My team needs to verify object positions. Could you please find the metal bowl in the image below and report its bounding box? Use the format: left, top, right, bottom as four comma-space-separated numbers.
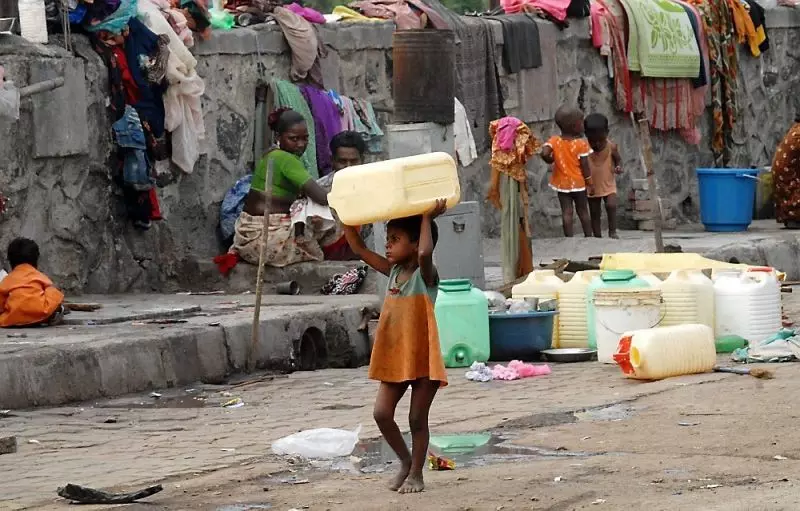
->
540, 348, 596, 363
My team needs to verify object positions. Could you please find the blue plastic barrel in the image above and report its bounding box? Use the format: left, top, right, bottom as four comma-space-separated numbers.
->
488, 311, 557, 361
696, 168, 758, 232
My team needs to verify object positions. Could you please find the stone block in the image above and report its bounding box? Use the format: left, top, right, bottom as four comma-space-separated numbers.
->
634, 189, 650, 201
0, 436, 16, 455
634, 199, 655, 212
638, 218, 677, 231
31, 59, 89, 158
631, 210, 654, 221
632, 179, 649, 191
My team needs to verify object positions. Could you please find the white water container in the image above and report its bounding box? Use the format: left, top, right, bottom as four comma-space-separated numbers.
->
613, 324, 716, 380
18, 0, 48, 44
713, 269, 781, 343
636, 271, 663, 287
512, 270, 565, 346
660, 270, 715, 329
593, 288, 662, 363
557, 270, 600, 349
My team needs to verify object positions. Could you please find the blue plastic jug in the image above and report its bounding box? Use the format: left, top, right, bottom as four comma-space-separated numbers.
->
434, 279, 490, 368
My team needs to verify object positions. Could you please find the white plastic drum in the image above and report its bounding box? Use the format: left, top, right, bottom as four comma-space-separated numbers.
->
592, 288, 663, 364
713, 269, 781, 343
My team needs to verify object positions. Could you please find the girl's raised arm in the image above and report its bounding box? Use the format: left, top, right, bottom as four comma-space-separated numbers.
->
419, 199, 446, 287
341, 223, 391, 276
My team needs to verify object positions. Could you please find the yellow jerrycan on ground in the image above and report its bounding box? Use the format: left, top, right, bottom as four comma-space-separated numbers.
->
328, 152, 461, 226
557, 270, 600, 349
613, 324, 716, 380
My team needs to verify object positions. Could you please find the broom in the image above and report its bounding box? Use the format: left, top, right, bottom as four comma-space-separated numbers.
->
713, 366, 774, 379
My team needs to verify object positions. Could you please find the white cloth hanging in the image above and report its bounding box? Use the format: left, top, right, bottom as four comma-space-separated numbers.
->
454, 98, 478, 166
138, 0, 206, 173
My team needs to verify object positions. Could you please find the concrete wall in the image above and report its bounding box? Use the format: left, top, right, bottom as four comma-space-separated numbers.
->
1, 11, 799, 293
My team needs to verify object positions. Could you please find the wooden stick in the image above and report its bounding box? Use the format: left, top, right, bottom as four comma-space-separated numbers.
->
247, 158, 274, 373
57, 483, 163, 504
64, 302, 103, 312
630, 112, 664, 253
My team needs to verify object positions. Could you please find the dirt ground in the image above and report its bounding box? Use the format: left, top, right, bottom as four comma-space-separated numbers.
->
3, 295, 800, 511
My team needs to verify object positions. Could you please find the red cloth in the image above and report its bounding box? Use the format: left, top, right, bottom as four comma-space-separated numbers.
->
111, 47, 140, 105
213, 253, 240, 276
149, 189, 163, 221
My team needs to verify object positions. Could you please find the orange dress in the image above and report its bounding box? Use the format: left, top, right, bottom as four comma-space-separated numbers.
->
545, 136, 592, 193
0, 264, 65, 327
368, 266, 448, 386
586, 141, 618, 198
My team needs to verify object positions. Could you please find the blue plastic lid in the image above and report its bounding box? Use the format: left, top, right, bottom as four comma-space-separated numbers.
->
438, 279, 472, 292
600, 270, 636, 281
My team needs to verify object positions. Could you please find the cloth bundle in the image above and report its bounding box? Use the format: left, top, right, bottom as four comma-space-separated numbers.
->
465, 361, 552, 382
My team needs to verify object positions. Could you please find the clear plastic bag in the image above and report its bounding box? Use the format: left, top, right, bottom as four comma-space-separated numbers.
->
272, 425, 361, 459
0, 80, 20, 120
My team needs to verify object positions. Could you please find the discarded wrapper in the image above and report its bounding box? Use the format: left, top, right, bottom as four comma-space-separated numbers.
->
427, 452, 455, 471
222, 397, 244, 408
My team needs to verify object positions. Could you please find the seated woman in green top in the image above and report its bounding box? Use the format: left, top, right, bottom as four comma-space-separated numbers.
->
232, 108, 358, 267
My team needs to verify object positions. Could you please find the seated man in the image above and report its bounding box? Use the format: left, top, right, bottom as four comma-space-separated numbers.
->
0, 238, 65, 327
293, 131, 367, 260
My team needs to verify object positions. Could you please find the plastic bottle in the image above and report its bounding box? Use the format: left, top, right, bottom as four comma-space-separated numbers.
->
557, 270, 600, 349
613, 324, 717, 380
713, 268, 781, 343
659, 270, 714, 329
434, 279, 490, 368
512, 270, 565, 347
328, 152, 461, 226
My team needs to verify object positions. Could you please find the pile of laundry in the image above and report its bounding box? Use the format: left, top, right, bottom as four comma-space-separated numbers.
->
732, 329, 800, 363
69, 0, 208, 228
588, 0, 769, 164
343, 0, 449, 29
465, 361, 552, 382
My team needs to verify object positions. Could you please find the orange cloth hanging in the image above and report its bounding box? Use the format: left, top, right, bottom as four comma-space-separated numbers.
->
727, 0, 761, 56
487, 119, 541, 237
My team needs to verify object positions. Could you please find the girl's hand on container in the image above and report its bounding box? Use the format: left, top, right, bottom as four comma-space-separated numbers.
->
425, 198, 447, 220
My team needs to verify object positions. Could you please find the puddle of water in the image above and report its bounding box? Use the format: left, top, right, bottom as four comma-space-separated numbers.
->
216, 504, 271, 511
574, 404, 635, 422
351, 432, 592, 473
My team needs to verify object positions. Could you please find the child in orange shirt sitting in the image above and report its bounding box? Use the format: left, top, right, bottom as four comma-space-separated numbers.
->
0, 238, 65, 328
540, 105, 594, 237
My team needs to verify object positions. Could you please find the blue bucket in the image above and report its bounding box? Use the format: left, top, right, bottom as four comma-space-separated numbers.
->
696, 168, 758, 232
488, 311, 557, 361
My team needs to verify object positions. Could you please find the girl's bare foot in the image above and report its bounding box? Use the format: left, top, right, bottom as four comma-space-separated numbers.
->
389, 462, 411, 491
609, 232, 620, 239
398, 473, 424, 493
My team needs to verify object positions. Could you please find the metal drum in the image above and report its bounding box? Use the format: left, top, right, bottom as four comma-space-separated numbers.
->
392, 29, 455, 125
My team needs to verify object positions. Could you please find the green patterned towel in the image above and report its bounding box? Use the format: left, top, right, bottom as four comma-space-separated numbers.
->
620, 0, 700, 79
271, 79, 318, 179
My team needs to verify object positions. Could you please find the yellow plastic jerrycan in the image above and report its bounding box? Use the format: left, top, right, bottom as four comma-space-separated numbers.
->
328, 152, 461, 226
557, 270, 600, 349
613, 324, 716, 380
512, 270, 564, 346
